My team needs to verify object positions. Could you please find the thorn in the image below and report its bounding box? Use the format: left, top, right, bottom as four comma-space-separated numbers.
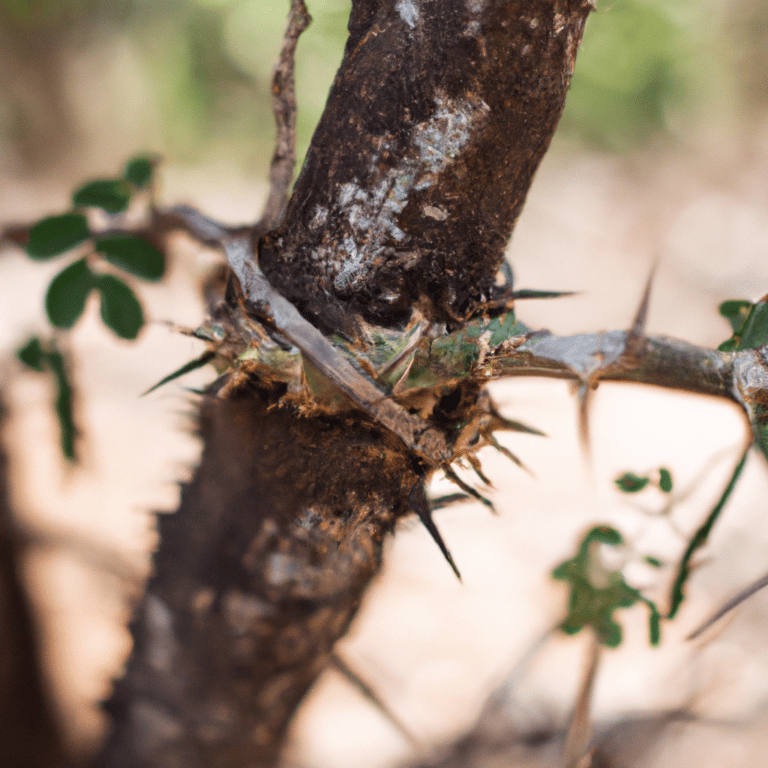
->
576, 380, 593, 468
409, 481, 462, 580
429, 492, 471, 510
625, 262, 658, 360
485, 432, 534, 477
442, 465, 496, 514
466, 452, 493, 487
329, 653, 420, 747
486, 400, 546, 437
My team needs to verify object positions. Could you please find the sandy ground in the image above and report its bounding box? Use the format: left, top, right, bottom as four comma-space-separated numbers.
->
2, 131, 768, 767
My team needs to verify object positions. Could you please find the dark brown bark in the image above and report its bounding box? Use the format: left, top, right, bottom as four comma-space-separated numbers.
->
95, 385, 420, 768
0, 392, 67, 768
261, 0, 593, 331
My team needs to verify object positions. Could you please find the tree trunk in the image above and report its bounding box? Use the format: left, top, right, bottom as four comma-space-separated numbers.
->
94, 1, 593, 766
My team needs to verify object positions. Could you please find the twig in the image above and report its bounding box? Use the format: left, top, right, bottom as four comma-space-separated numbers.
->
257, 0, 311, 232
562, 631, 601, 768
687, 567, 768, 640
329, 652, 420, 747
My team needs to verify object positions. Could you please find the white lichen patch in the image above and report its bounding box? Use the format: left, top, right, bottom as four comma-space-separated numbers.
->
396, 0, 419, 29
329, 92, 489, 293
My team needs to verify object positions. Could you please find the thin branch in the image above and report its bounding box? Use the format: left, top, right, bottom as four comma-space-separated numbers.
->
687, 567, 768, 640
257, 0, 311, 232
329, 652, 420, 747
562, 632, 601, 768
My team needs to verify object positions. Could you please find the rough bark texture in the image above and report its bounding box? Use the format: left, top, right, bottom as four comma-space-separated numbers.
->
0, 393, 67, 768
260, 0, 593, 331
95, 385, 420, 768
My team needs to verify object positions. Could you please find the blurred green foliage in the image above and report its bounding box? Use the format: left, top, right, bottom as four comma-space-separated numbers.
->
1, 0, 762, 170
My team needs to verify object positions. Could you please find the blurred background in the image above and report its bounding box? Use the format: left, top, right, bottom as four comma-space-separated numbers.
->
2, 0, 768, 766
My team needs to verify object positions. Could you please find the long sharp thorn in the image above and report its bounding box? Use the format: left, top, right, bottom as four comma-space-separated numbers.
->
466, 452, 493, 487
429, 492, 471, 510
486, 433, 534, 477
409, 482, 462, 580
442, 465, 496, 513
577, 380, 593, 465
625, 261, 658, 359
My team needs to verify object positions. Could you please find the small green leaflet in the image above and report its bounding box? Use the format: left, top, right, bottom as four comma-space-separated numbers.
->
97, 275, 144, 340
45, 258, 94, 329
15, 336, 79, 462
17, 336, 46, 372
615, 468, 673, 494
718, 298, 768, 352
552, 525, 661, 647
615, 472, 650, 493
124, 156, 154, 189
719, 300, 752, 333
95, 234, 165, 281
72, 179, 132, 215
26, 213, 90, 260
658, 467, 673, 493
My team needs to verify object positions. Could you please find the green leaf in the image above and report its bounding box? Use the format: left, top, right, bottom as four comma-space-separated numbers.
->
73, 179, 131, 214
737, 300, 768, 350
142, 351, 216, 396
551, 526, 661, 647
124, 156, 154, 188
668, 450, 749, 618
718, 338, 739, 353
17, 336, 46, 372
46, 348, 78, 462
719, 300, 752, 333
644, 556, 663, 568
26, 213, 90, 260
615, 472, 650, 493
645, 599, 661, 646
95, 234, 165, 281
96, 275, 144, 340
717, 299, 768, 352
45, 258, 94, 329
658, 467, 673, 493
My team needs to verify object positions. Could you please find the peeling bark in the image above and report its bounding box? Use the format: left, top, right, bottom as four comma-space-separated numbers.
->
261, 0, 593, 331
